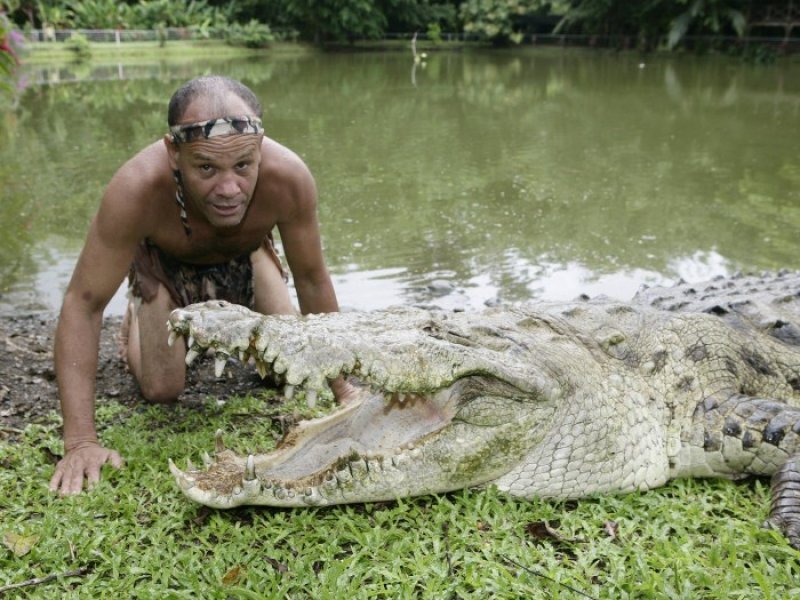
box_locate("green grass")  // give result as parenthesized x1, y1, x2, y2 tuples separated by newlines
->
(1, 392, 798, 598)
(20, 40, 315, 63)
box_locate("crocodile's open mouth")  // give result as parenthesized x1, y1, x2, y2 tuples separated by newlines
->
(168, 383, 464, 508)
(165, 301, 551, 508)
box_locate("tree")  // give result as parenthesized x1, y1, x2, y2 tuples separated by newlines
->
(460, 0, 565, 45)
(667, 0, 746, 49)
(276, 0, 388, 43)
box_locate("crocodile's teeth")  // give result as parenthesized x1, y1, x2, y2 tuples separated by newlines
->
(215, 429, 225, 453)
(186, 459, 196, 471)
(201, 451, 213, 467)
(187, 335, 195, 349)
(245, 454, 256, 481)
(255, 360, 268, 379)
(285, 384, 295, 400)
(238, 350, 247, 362)
(185, 348, 200, 366)
(214, 355, 227, 378)
(306, 389, 317, 409)
(168, 459, 195, 490)
(167, 330, 180, 347)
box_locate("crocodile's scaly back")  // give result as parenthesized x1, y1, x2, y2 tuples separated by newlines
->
(166, 271, 800, 548)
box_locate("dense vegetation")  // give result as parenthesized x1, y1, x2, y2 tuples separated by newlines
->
(0, 0, 795, 47)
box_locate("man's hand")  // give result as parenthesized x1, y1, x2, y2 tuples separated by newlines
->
(49, 442, 125, 496)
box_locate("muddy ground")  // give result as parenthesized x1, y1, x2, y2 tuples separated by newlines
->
(0, 314, 271, 439)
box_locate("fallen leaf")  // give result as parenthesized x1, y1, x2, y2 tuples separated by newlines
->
(3, 532, 40, 557)
(221, 565, 246, 585)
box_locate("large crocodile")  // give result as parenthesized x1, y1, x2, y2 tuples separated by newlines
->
(167, 271, 800, 548)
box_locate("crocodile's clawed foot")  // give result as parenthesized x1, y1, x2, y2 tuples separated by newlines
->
(764, 514, 800, 550)
(764, 456, 800, 550)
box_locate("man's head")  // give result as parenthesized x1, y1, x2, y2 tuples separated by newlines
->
(167, 76, 262, 126)
(165, 76, 265, 231)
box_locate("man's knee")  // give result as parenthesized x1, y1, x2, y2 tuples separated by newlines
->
(252, 248, 294, 315)
(137, 374, 184, 404)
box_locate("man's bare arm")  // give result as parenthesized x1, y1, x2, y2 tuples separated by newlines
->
(50, 165, 152, 495)
(276, 163, 339, 315)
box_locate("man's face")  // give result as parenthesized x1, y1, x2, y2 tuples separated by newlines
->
(166, 94, 263, 230)
(173, 134, 263, 230)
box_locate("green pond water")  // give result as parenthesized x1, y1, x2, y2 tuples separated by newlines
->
(1, 49, 799, 317)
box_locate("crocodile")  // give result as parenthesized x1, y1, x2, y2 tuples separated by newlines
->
(167, 271, 800, 548)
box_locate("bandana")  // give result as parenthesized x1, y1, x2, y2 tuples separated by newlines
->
(169, 115, 264, 143)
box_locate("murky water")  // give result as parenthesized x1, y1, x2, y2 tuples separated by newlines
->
(1, 49, 798, 316)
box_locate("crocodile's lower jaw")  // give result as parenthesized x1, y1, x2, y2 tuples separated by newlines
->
(169, 385, 460, 508)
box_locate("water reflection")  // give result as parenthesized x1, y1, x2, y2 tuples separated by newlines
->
(1, 50, 798, 316)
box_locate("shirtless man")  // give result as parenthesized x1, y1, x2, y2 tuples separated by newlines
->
(49, 76, 348, 495)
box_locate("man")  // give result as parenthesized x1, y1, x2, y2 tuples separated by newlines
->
(49, 75, 349, 496)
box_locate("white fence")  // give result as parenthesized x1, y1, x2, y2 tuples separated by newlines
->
(26, 27, 220, 43)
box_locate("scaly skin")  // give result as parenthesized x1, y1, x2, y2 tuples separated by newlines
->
(167, 271, 800, 548)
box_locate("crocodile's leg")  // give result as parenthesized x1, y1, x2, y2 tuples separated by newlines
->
(767, 456, 800, 549)
(692, 394, 800, 548)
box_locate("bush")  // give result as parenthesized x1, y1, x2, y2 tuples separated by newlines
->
(223, 20, 274, 49)
(65, 32, 91, 60)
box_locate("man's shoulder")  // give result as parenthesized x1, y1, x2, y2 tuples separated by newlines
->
(116, 141, 171, 184)
(261, 137, 312, 181)
(102, 141, 172, 218)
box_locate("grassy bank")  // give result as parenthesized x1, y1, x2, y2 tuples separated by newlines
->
(1, 391, 798, 598)
(20, 39, 316, 64)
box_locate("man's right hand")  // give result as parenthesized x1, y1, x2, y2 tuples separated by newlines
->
(49, 442, 125, 496)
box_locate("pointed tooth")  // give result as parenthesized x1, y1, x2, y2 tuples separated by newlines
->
(185, 348, 200, 366)
(168, 458, 196, 490)
(202, 452, 213, 467)
(186, 459, 196, 471)
(245, 454, 256, 481)
(285, 385, 295, 400)
(256, 360, 268, 379)
(306, 389, 317, 409)
(214, 355, 227, 378)
(238, 350, 247, 362)
(188, 335, 195, 349)
(167, 330, 179, 347)
(215, 429, 225, 453)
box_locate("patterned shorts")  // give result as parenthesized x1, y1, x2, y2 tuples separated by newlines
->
(128, 234, 286, 309)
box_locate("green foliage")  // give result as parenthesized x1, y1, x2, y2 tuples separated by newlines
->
(222, 19, 274, 49)
(1, 12, 17, 73)
(381, 0, 459, 33)
(556, 0, 751, 50)
(427, 20, 442, 43)
(64, 29, 90, 58)
(66, 0, 132, 29)
(130, 0, 227, 29)
(667, 0, 746, 49)
(278, 0, 389, 43)
(35, 0, 71, 28)
(460, 0, 556, 45)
